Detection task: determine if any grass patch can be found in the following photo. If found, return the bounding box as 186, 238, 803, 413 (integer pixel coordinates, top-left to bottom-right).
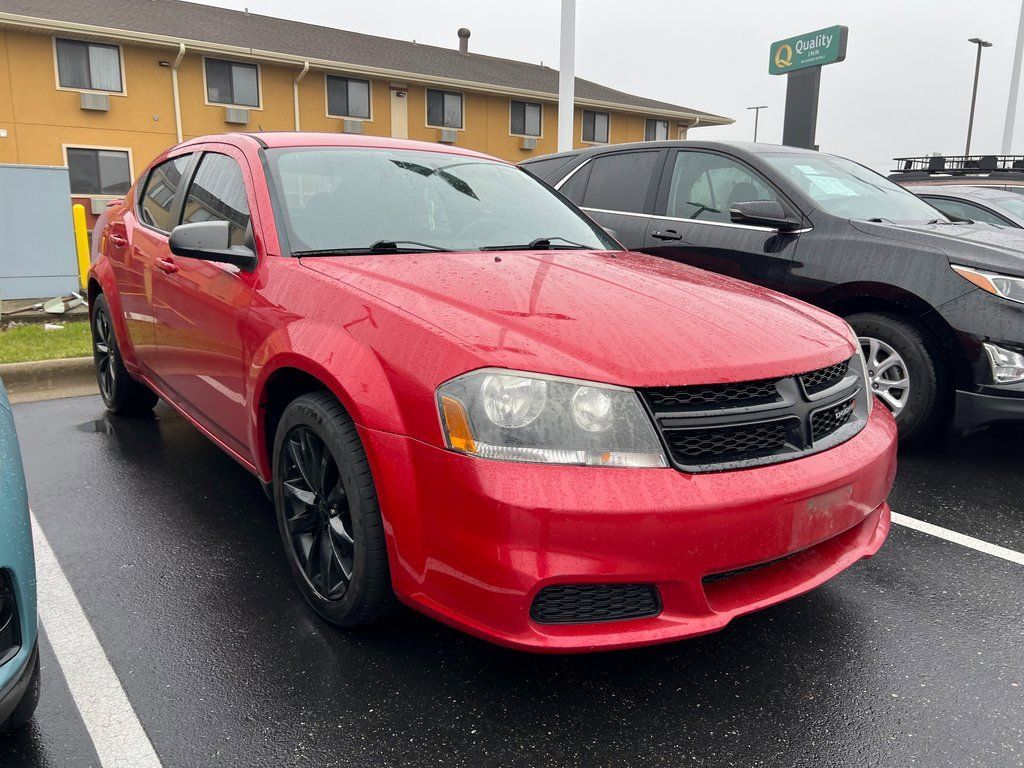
0, 321, 93, 364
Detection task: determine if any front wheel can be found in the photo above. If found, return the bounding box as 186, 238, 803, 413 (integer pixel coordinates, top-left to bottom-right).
847, 311, 947, 442
272, 392, 394, 626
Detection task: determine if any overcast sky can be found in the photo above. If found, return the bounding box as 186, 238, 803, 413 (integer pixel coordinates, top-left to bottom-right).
194, 0, 1024, 172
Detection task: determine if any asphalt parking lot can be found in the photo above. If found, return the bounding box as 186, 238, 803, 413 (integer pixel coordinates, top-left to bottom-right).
1, 394, 1021, 768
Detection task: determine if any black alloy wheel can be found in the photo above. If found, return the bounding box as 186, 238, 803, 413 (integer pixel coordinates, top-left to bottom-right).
281, 426, 355, 600
90, 294, 159, 414
272, 392, 394, 626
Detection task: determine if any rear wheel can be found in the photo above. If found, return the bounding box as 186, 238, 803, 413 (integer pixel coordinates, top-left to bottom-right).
272, 392, 394, 626
847, 311, 946, 442
91, 294, 158, 415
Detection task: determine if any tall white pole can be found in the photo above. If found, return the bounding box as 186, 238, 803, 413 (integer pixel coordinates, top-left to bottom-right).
558, 0, 576, 152
1002, 1, 1024, 153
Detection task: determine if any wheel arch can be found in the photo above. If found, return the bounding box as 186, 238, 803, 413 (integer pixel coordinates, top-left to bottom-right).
819, 282, 972, 390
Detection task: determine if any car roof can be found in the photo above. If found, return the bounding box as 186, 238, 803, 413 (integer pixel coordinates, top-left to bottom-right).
910, 184, 1019, 201
521, 140, 820, 165
177, 132, 501, 162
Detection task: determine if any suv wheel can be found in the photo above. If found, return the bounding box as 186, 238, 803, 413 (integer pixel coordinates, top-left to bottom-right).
91, 294, 159, 415
272, 392, 394, 626
847, 311, 946, 442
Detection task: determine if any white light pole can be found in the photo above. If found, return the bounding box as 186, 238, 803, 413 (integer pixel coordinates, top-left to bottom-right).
1002, 1, 1024, 153
966, 37, 993, 156
747, 105, 768, 142
558, 0, 576, 153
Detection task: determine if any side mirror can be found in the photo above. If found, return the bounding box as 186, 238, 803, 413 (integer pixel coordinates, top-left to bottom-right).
168, 221, 257, 271
729, 200, 803, 232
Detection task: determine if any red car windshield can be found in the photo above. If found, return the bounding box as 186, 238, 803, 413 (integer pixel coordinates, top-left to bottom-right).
264, 147, 613, 254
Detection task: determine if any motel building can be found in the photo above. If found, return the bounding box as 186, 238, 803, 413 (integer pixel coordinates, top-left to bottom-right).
0, 0, 731, 230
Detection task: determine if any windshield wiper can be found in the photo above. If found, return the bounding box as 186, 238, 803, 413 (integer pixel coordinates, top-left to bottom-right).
293, 240, 452, 256
480, 236, 592, 251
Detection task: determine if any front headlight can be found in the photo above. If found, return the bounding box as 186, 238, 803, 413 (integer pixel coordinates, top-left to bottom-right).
437, 369, 668, 467
845, 322, 874, 414
951, 264, 1024, 304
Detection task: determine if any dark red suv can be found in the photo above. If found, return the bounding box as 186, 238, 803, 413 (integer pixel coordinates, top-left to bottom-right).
89, 133, 896, 652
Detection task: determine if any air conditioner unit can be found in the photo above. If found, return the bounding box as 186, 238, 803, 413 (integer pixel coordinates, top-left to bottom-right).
342, 119, 363, 134
439, 129, 457, 145
224, 107, 249, 125
520, 137, 537, 151
80, 92, 110, 112
90, 198, 111, 215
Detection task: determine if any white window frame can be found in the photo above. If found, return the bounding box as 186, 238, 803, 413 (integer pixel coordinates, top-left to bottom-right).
324, 74, 373, 121
425, 88, 465, 131
581, 109, 610, 145
202, 56, 263, 110
52, 36, 127, 97
645, 118, 670, 142
509, 99, 544, 138
62, 143, 135, 198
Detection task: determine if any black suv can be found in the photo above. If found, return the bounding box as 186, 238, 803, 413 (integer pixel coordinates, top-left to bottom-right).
522, 141, 1024, 441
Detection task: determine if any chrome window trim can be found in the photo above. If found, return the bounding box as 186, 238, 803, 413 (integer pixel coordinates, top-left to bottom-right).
579, 206, 812, 235
553, 158, 592, 190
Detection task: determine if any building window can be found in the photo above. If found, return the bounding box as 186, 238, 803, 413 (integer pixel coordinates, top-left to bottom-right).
582, 110, 609, 143
645, 119, 669, 141
55, 38, 122, 93
66, 148, 131, 195
426, 89, 463, 129
326, 75, 371, 119
510, 100, 542, 137
205, 58, 260, 108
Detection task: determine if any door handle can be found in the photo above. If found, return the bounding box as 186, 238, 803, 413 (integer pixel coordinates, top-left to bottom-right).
155, 257, 179, 275
652, 229, 683, 241
109, 233, 128, 248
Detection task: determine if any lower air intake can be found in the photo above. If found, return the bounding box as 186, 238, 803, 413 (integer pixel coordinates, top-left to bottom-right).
530, 584, 661, 624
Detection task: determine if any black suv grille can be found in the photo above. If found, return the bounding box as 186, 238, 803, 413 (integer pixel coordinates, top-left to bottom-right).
640, 356, 867, 472
530, 584, 661, 624
800, 360, 849, 395
643, 380, 781, 411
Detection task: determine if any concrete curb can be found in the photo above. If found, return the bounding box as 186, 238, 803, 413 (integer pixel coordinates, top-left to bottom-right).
0, 357, 98, 404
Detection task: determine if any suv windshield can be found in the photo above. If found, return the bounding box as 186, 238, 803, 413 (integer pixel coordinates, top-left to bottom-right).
265, 147, 614, 254
764, 153, 948, 225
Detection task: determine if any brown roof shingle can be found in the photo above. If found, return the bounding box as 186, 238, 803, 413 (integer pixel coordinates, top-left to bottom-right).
0, 0, 731, 123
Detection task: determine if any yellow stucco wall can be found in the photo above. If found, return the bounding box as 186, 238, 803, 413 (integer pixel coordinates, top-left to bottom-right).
0, 28, 698, 183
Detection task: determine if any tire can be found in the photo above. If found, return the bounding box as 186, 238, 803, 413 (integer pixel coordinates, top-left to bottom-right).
847, 311, 947, 443
91, 294, 159, 415
0, 651, 39, 734
272, 392, 394, 626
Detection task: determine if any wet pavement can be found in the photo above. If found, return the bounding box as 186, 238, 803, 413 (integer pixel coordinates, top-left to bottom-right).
3, 395, 1022, 767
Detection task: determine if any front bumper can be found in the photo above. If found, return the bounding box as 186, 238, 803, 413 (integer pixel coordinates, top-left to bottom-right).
0, 639, 37, 725
362, 406, 897, 653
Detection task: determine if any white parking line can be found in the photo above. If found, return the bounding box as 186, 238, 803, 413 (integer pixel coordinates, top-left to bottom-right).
31, 513, 163, 768
892, 512, 1024, 566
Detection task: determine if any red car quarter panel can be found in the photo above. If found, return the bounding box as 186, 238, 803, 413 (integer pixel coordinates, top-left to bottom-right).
89, 132, 896, 652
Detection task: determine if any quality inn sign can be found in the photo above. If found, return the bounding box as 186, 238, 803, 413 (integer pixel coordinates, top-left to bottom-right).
769, 25, 848, 75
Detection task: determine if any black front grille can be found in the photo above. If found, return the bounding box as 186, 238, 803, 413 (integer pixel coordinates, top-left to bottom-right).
643, 379, 781, 411
530, 584, 661, 624
0, 571, 20, 665
702, 550, 801, 585
641, 356, 866, 472
800, 360, 849, 395
665, 420, 791, 466
811, 396, 856, 441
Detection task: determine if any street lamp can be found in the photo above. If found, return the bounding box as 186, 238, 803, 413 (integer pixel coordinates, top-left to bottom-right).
966, 37, 993, 155
747, 105, 768, 142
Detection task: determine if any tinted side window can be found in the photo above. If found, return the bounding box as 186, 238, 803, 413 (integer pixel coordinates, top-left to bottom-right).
521, 156, 572, 184
182, 153, 251, 246
923, 198, 1007, 227
581, 151, 660, 214
667, 152, 778, 222
139, 155, 192, 232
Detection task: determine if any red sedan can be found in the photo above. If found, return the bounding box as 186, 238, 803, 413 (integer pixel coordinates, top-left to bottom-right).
89, 133, 896, 652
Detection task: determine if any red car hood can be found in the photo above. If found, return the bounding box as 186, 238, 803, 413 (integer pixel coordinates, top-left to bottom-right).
302, 249, 854, 386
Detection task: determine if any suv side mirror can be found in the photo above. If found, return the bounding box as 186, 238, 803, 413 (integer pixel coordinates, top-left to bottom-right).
730, 200, 803, 232
168, 221, 257, 271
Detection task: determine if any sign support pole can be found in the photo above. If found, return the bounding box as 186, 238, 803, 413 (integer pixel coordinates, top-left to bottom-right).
782, 67, 822, 149
558, 0, 576, 153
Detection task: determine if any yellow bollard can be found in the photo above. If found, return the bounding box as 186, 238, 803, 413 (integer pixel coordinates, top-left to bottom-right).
72, 203, 90, 291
